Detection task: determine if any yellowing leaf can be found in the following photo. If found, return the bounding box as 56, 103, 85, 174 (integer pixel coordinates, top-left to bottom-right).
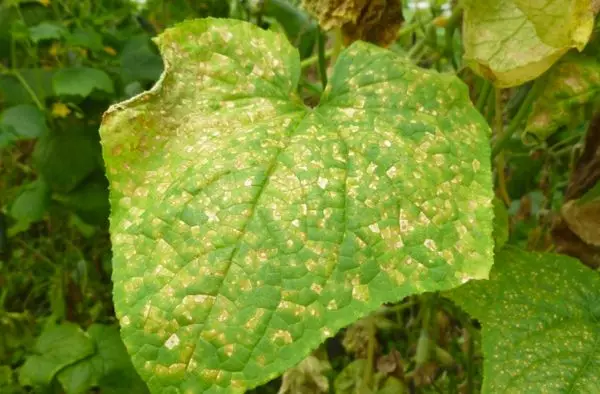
100, 18, 494, 393
525, 53, 600, 142
463, 0, 595, 87
51, 102, 71, 118
39, 0, 50, 6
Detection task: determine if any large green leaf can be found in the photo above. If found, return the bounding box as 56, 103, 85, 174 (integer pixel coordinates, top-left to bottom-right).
100, 18, 493, 393
525, 53, 600, 142
447, 248, 600, 392
462, 0, 595, 87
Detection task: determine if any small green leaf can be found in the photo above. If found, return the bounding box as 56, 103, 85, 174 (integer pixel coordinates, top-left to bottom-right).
0, 104, 47, 139
463, 0, 595, 87
57, 324, 149, 394
525, 54, 600, 142
66, 27, 104, 51
19, 323, 95, 388
446, 248, 600, 392
53, 67, 114, 97
33, 128, 102, 193
9, 178, 50, 226
100, 18, 493, 393
28, 22, 66, 43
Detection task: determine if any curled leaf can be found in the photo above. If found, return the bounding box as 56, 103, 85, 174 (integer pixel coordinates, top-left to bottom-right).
463, 0, 595, 87
525, 53, 600, 142
552, 114, 600, 267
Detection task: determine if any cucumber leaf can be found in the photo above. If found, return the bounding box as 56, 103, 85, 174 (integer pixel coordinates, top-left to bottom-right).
100, 18, 494, 393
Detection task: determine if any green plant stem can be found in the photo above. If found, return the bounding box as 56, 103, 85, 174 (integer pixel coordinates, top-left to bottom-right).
332, 28, 343, 63
316, 29, 328, 89
492, 80, 544, 157
300, 49, 333, 69
476, 81, 492, 114
1, 63, 45, 111
444, 4, 463, 67
408, 38, 426, 59
494, 88, 511, 205
397, 22, 421, 39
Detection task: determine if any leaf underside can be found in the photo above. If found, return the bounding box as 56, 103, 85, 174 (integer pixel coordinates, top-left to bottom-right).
100, 18, 493, 393
447, 248, 600, 393
462, 0, 594, 87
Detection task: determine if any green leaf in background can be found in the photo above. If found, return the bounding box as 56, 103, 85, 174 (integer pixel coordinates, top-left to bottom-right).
19, 323, 95, 388
53, 67, 114, 97
100, 18, 493, 393
0, 68, 55, 106
0, 104, 47, 139
9, 177, 50, 229
263, 0, 317, 58
57, 324, 148, 394
525, 53, 600, 142
447, 248, 600, 392
57, 173, 110, 226
33, 128, 103, 193
462, 0, 595, 87
119, 36, 164, 83
28, 21, 66, 43
66, 27, 104, 51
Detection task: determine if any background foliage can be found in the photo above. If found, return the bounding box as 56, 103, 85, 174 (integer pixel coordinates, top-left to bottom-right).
1, 0, 600, 393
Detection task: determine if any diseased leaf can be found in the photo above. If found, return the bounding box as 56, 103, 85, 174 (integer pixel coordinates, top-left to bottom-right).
462, 0, 595, 87
100, 18, 493, 393
561, 200, 600, 246
278, 355, 330, 394
301, 0, 403, 46
447, 248, 600, 393
525, 54, 600, 142
53, 67, 114, 97
552, 114, 600, 267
